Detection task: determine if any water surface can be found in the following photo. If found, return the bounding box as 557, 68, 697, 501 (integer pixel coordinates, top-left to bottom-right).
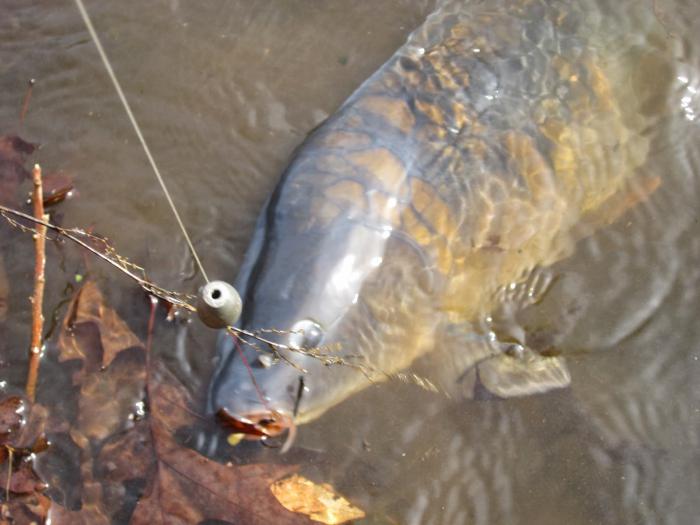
1, 1, 699, 524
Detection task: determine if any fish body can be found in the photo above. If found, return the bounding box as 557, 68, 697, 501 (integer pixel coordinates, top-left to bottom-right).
209, 0, 656, 433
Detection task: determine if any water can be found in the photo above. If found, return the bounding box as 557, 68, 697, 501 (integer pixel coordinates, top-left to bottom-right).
1, 1, 699, 523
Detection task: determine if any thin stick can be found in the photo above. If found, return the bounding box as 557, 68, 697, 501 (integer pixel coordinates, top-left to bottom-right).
5, 446, 13, 501
26, 164, 47, 402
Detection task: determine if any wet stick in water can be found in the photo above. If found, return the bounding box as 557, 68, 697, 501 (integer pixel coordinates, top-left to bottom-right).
25, 164, 47, 403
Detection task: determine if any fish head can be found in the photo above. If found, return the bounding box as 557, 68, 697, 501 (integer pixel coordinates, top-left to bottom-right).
209, 189, 424, 440
209, 171, 440, 437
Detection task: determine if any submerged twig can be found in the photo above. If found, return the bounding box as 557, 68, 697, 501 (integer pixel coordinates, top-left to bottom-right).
4, 446, 13, 502
25, 164, 47, 403
0, 203, 196, 312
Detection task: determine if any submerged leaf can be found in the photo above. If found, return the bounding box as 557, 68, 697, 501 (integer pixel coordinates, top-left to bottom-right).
270, 474, 366, 524
0, 134, 34, 206
0, 491, 52, 524
47, 500, 111, 525
0, 135, 37, 162
74, 349, 146, 442
0, 458, 46, 494
0, 396, 25, 445
58, 281, 144, 376
130, 425, 310, 525
41, 170, 75, 207
0, 400, 51, 525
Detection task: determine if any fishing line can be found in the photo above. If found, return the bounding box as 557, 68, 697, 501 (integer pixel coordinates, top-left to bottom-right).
73, 0, 209, 283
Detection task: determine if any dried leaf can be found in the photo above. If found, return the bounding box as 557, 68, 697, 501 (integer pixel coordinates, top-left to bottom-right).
0, 458, 45, 494
58, 281, 144, 375
0, 492, 51, 524
0, 400, 50, 524
74, 349, 146, 442
0, 135, 36, 162
46, 283, 316, 523
42, 170, 75, 207
47, 500, 110, 525
271, 474, 366, 525
14, 402, 49, 451
131, 425, 310, 525
0, 396, 25, 445
96, 420, 154, 483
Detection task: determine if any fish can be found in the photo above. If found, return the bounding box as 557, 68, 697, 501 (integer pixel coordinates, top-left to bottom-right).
208, 0, 664, 441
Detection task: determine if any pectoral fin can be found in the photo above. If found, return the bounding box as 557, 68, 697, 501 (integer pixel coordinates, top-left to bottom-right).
467, 345, 571, 399
413, 322, 571, 400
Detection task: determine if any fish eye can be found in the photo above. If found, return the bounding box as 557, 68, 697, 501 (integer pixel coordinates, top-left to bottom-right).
289, 319, 324, 350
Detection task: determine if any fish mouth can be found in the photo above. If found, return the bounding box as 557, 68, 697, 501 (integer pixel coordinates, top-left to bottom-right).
216, 408, 297, 451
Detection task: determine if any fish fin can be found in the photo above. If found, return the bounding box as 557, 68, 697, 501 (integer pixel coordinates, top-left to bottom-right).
413, 322, 570, 400
573, 174, 661, 241
464, 345, 571, 399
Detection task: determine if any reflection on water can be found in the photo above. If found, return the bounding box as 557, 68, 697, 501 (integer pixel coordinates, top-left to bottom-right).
1, 0, 699, 523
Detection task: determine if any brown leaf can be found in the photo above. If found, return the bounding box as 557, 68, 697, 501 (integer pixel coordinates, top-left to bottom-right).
0, 135, 36, 162
96, 420, 154, 483
46, 280, 316, 524
271, 474, 366, 525
0, 492, 51, 525
14, 402, 49, 451
42, 170, 75, 207
0, 396, 25, 445
58, 281, 144, 376
47, 500, 110, 525
148, 363, 201, 431
131, 424, 311, 525
0, 458, 46, 495
74, 349, 146, 442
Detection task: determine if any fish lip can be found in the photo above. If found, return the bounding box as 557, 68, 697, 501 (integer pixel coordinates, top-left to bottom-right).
216, 407, 292, 439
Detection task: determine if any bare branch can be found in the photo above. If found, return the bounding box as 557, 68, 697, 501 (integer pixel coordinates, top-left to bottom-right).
25, 164, 47, 402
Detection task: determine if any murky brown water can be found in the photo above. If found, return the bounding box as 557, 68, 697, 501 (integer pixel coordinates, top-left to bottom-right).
1, 1, 700, 523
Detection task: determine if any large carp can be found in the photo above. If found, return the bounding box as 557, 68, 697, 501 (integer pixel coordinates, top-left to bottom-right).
209, 0, 661, 438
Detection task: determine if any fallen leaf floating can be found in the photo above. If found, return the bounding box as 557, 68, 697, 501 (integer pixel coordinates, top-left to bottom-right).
39, 281, 317, 524
270, 474, 366, 525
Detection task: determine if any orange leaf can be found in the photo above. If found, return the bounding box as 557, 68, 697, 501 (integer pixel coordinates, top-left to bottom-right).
270, 474, 366, 524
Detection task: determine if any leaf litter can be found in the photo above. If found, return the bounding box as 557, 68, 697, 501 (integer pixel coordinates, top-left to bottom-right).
0, 279, 364, 524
